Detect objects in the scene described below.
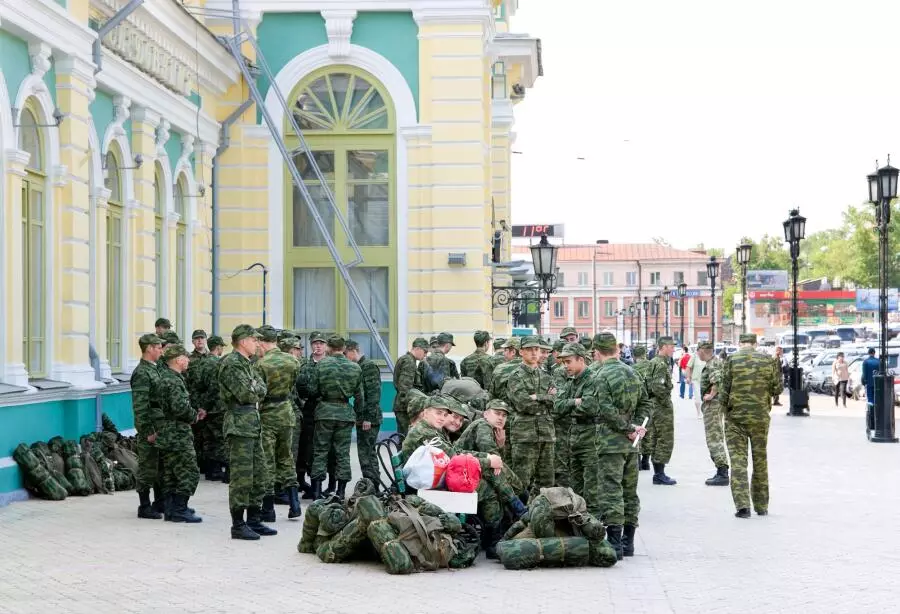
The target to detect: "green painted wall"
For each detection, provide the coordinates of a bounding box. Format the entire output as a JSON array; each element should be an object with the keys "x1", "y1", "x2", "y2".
[
  {"x1": 165, "y1": 132, "x2": 182, "y2": 178},
  {"x1": 90, "y1": 89, "x2": 132, "y2": 149},
  {"x1": 256, "y1": 12, "x2": 328, "y2": 107},
  {"x1": 0, "y1": 31, "x2": 33, "y2": 106},
  {"x1": 44, "y1": 58, "x2": 57, "y2": 106}
]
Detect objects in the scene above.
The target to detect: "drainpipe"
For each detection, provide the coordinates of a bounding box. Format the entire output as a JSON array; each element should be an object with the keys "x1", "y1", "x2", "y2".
[
  {"x1": 93, "y1": 0, "x2": 145, "y2": 74},
  {"x1": 212, "y1": 96, "x2": 254, "y2": 333}
]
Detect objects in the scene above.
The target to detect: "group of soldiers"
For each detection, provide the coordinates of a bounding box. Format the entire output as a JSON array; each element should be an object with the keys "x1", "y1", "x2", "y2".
[{"x1": 129, "y1": 318, "x2": 381, "y2": 541}]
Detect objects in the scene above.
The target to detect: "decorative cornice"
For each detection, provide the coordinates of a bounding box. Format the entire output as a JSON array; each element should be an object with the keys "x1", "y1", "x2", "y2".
[
  {"x1": 491, "y1": 99, "x2": 515, "y2": 129},
  {"x1": 167, "y1": 212, "x2": 182, "y2": 227},
  {"x1": 5, "y1": 148, "x2": 31, "y2": 168},
  {"x1": 54, "y1": 54, "x2": 97, "y2": 86},
  {"x1": 0, "y1": 0, "x2": 96, "y2": 66},
  {"x1": 131, "y1": 106, "x2": 161, "y2": 129},
  {"x1": 322, "y1": 10, "x2": 356, "y2": 59},
  {"x1": 110, "y1": 95, "x2": 131, "y2": 141},
  {"x1": 156, "y1": 119, "x2": 171, "y2": 157},
  {"x1": 94, "y1": 186, "x2": 112, "y2": 202}
]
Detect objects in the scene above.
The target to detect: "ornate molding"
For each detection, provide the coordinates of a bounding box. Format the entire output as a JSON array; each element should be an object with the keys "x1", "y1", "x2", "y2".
[
  {"x1": 322, "y1": 10, "x2": 357, "y2": 59},
  {"x1": 54, "y1": 55, "x2": 98, "y2": 102},
  {"x1": 156, "y1": 119, "x2": 171, "y2": 157},
  {"x1": 53, "y1": 164, "x2": 69, "y2": 187},
  {"x1": 5, "y1": 148, "x2": 31, "y2": 169},
  {"x1": 131, "y1": 106, "x2": 161, "y2": 129},
  {"x1": 111, "y1": 95, "x2": 132, "y2": 140},
  {"x1": 28, "y1": 42, "x2": 52, "y2": 83},
  {"x1": 167, "y1": 211, "x2": 182, "y2": 228},
  {"x1": 176, "y1": 133, "x2": 194, "y2": 174}
]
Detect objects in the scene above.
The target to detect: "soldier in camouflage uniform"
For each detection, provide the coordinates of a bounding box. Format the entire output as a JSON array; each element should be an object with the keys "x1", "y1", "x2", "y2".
[
  {"x1": 392, "y1": 337, "x2": 428, "y2": 436},
  {"x1": 278, "y1": 334, "x2": 306, "y2": 465},
  {"x1": 551, "y1": 339, "x2": 573, "y2": 487},
  {"x1": 489, "y1": 338, "x2": 522, "y2": 403},
  {"x1": 345, "y1": 340, "x2": 382, "y2": 487},
  {"x1": 642, "y1": 336, "x2": 677, "y2": 485},
  {"x1": 490, "y1": 338, "x2": 507, "y2": 370},
  {"x1": 130, "y1": 333, "x2": 165, "y2": 520},
  {"x1": 560, "y1": 326, "x2": 579, "y2": 344},
  {"x1": 155, "y1": 317, "x2": 172, "y2": 337},
  {"x1": 157, "y1": 344, "x2": 203, "y2": 523},
  {"x1": 553, "y1": 343, "x2": 602, "y2": 516},
  {"x1": 186, "y1": 330, "x2": 210, "y2": 476},
  {"x1": 254, "y1": 326, "x2": 303, "y2": 522},
  {"x1": 630, "y1": 345, "x2": 652, "y2": 470},
  {"x1": 193, "y1": 335, "x2": 227, "y2": 481},
  {"x1": 720, "y1": 333, "x2": 780, "y2": 518},
  {"x1": 507, "y1": 336, "x2": 557, "y2": 494},
  {"x1": 697, "y1": 342, "x2": 730, "y2": 486},
  {"x1": 592, "y1": 333, "x2": 652, "y2": 559},
  {"x1": 296, "y1": 331, "x2": 328, "y2": 497},
  {"x1": 218, "y1": 324, "x2": 276, "y2": 540},
  {"x1": 308, "y1": 336, "x2": 363, "y2": 500},
  {"x1": 418, "y1": 332, "x2": 460, "y2": 393},
  {"x1": 460, "y1": 330, "x2": 495, "y2": 391}
]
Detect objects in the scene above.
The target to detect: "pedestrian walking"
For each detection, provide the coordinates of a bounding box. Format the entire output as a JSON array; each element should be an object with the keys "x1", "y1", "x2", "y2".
[
  {"x1": 685, "y1": 346, "x2": 706, "y2": 419},
  {"x1": 678, "y1": 347, "x2": 692, "y2": 399},
  {"x1": 832, "y1": 352, "x2": 849, "y2": 408},
  {"x1": 862, "y1": 347, "x2": 880, "y2": 438}
]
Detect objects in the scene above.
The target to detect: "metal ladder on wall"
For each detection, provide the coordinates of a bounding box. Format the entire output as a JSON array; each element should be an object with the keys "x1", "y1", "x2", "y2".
[{"x1": 219, "y1": 1, "x2": 394, "y2": 371}]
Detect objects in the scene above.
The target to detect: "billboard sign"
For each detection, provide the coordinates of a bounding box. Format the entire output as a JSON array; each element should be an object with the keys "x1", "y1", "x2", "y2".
[
  {"x1": 855, "y1": 288, "x2": 899, "y2": 311},
  {"x1": 746, "y1": 270, "x2": 789, "y2": 291}
]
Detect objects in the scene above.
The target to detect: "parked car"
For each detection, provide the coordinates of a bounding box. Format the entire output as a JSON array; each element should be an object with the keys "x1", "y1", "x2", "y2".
[
  {"x1": 804, "y1": 348, "x2": 868, "y2": 394},
  {"x1": 848, "y1": 357, "x2": 864, "y2": 400}
]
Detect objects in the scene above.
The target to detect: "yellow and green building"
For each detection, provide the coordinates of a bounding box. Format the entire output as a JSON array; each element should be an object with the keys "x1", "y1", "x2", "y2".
[{"x1": 0, "y1": 0, "x2": 542, "y2": 501}]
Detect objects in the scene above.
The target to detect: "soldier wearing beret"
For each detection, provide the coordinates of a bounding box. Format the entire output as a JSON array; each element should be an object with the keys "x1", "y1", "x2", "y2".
[
  {"x1": 642, "y1": 336, "x2": 678, "y2": 486},
  {"x1": 460, "y1": 330, "x2": 495, "y2": 392},
  {"x1": 392, "y1": 337, "x2": 428, "y2": 436},
  {"x1": 157, "y1": 344, "x2": 203, "y2": 524},
  {"x1": 697, "y1": 341, "x2": 730, "y2": 487},
  {"x1": 195, "y1": 335, "x2": 227, "y2": 481},
  {"x1": 131, "y1": 333, "x2": 166, "y2": 520}
]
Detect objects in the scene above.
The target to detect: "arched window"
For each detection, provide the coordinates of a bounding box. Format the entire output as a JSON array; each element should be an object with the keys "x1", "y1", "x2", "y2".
[
  {"x1": 19, "y1": 102, "x2": 46, "y2": 377},
  {"x1": 286, "y1": 68, "x2": 395, "y2": 360},
  {"x1": 153, "y1": 164, "x2": 165, "y2": 318},
  {"x1": 104, "y1": 144, "x2": 124, "y2": 371},
  {"x1": 174, "y1": 176, "x2": 187, "y2": 333}
]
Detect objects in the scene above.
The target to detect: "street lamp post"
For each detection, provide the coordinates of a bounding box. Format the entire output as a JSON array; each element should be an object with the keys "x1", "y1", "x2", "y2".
[
  {"x1": 677, "y1": 282, "x2": 687, "y2": 345},
  {"x1": 629, "y1": 303, "x2": 636, "y2": 345},
  {"x1": 867, "y1": 161, "x2": 899, "y2": 441},
  {"x1": 663, "y1": 286, "x2": 670, "y2": 336},
  {"x1": 642, "y1": 297, "x2": 650, "y2": 348},
  {"x1": 736, "y1": 243, "x2": 753, "y2": 334},
  {"x1": 653, "y1": 294, "x2": 660, "y2": 342},
  {"x1": 707, "y1": 256, "x2": 720, "y2": 349},
  {"x1": 783, "y1": 208, "x2": 809, "y2": 417}
]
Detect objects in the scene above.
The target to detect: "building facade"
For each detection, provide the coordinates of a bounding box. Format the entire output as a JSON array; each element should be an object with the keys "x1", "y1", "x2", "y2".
[{"x1": 0, "y1": 0, "x2": 541, "y2": 501}]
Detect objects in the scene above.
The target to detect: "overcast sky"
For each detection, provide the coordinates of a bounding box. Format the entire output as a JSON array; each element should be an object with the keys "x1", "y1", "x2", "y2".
[{"x1": 509, "y1": 0, "x2": 900, "y2": 250}]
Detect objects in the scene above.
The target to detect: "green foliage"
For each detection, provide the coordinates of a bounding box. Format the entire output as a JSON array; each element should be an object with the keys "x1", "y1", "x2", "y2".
[{"x1": 722, "y1": 283, "x2": 738, "y2": 315}]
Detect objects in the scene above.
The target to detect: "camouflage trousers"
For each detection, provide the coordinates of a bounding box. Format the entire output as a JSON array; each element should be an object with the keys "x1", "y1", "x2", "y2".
[
  {"x1": 597, "y1": 452, "x2": 640, "y2": 526},
  {"x1": 644, "y1": 405, "x2": 674, "y2": 464},
  {"x1": 511, "y1": 440, "x2": 555, "y2": 494},
  {"x1": 567, "y1": 425, "x2": 601, "y2": 518},
  {"x1": 202, "y1": 412, "x2": 227, "y2": 465},
  {"x1": 134, "y1": 436, "x2": 161, "y2": 493},
  {"x1": 192, "y1": 421, "x2": 206, "y2": 466},
  {"x1": 725, "y1": 415, "x2": 770, "y2": 513},
  {"x1": 394, "y1": 408, "x2": 410, "y2": 437},
  {"x1": 227, "y1": 434, "x2": 268, "y2": 512},
  {"x1": 356, "y1": 421, "x2": 382, "y2": 485},
  {"x1": 291, "y1": 406, "x2": 302, "y2": 466},
  {"x1": 477, "y1": 465, "x2": 522, "y2": 524},
  {"x1": 260, "y1": 405, "x2": 298, "y2": 495},
  {"x1": 553, "y1": 420, "x2": 572, "y2": 488},
  {"x1": 311, "y1": 420, "x2": 353, "y2": 482},
  {"x1": 702, "y1": 400, "x2": 729, "y2": 468},
  {"x1": 161, "y1": 435, "x2": 200, "y2": 498},
  {"x1": 295, "y1": 403, "x2": 316, "y2": 476}
]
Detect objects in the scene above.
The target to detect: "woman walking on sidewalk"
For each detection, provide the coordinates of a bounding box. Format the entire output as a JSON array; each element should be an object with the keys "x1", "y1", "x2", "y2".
[{"x1": 832, "y1": 352, "x2": 849, "y2": 408}]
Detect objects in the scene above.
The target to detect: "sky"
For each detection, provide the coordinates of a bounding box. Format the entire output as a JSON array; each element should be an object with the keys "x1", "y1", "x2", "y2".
[{"x1": 509, "y1": 0, "x2": 900, "y2": 251}]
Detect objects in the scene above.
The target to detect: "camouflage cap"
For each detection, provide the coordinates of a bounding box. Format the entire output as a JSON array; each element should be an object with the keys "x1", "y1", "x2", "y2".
[
  {"x1": 207, "y1": 335, "x2": 226, "y2": 349},
  {"x1": 429, "y1": 336, "x2": 439, "y2": 346},
  {"x1": 501, "y1": 337, "x2": 521, "y2": 350},
  {"x1": 232, "y1": 323, "x2": 262, "y2": 343},
  {"x1": 277, "y1": 329, "x2": 296, "y2": 341},
  {"x1": 345, "y1": 339, "x2": 361, "y2": 352},
  {"x1": 552, "y1": 339, "x2": 566, "y2": 353},
  {"x1": 154, "y1": 317, "x2": 171, "y2": 329},
  {"x1": 411, "y1": 337, "x2": 429, "y2": 350},
  {"x1": 256, "y1": 325, "x2": 279, "y2": 343},
  {"x1": 278, "y1": 336, "x2": 302, "y2": 351},
  {"x1": 423, "y1": 394, "x2": 452, "y2": 411},
  {"x1": 161, "y1": 331, "x2": 181, "y2": 345},
  {"x1": 437, "y1": 332, "x2": 456, "y2": 346},
  {"x1": 138, "y1": 333, "x2": 163, "y2": 350},
  {"x1": 309, "y1": 331, "x2": 327, "y2": 343},
  {"x1": 697, "y1": 341, "x2": 714, "y2": 350},
  {"x1": 519, "y1": 335, "x2": 542, "y2": 349},
  {"x1": 407, "y1": 389, "x2": 429, "y2": 418},
  {"x1": 739, "y1": 333, "x2": 758, "y2": 344},
  {"x1": 326, "y1": 335, "x2": 345, "y2": 349},
  {"x1": 493, "y1": 338, "x2": 507, "y2": 350},
  {"x1": 580, "y1": 336, "x2": 593, "y2": 349},
  {"x1": 438, "y1": 394, "x2": 468, "y2": 417},
  {"x1": 558, "y1": 342, "x2": 588, "y2": 358},
  {"x1": 191, "y1": 329, "x2": 207, "y2": 340},
  {"x1": 593, "y1": 333, "x2": 618, "y2": 353},
  {"x1": 560, "y1": 326, "x2": 578, "y2": 338},
  {"x1": 485, "y1": 399, "x2": 510, "y2": 414},
  {"x1": 657, "y1": 335, "x2": 676, "y2": 348},
  {"x1": 162, "y1": 343, "x2": 189, "y2": 361},
  {"x1": 539, "y1": 338, "x2": 553, "y2": 350},
  {"x1": 473, "y1": 330, "x2": 491, "y2": 345},
  {"x1": 632, "y1": 345, "x2": 647, "y2": 357}
]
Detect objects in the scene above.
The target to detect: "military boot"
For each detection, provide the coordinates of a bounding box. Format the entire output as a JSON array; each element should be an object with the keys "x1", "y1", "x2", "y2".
[
  {"x1": 151, "y1": 486, "x2": 166, "y2": 515},
  {"x1": 260, "y1": 495, "x2": 276, "y2": 522},
  {"x1": 230, "y1": 508, "x2": 260, "y2": 541},
  {"x1": 207, "y1": 462, "x2": 224, "y2": 482},
  {"x1": 169, "y1": 495, "x2": 202, "y2": 524},
  {"x1": 323, "y1": 474, "x2": 336, "y2": 495},
  {"x1": 735, "y1": 508, "x2": 751, "y2": 519},
  {"x1": 622, "y1": 525, "x2": 637, "y2": 557},
  {"x1": 335, "y1": 480, "x2": 348, "y2": 500},
  {"x1": 639, "y1": 455, "x2": 651, "y2": 471},
  {"x1": 163, "y1": 493, "x2": 174, "y2": 521},
  {"x1": 482, "y1": 522, "x2": 502, "y2": 560},
  {"x1": 247, "y1": 507, "x2": 278, "y2": 536},
  {"x1": 137, "y1": 490, "x2": 162, "y2": 520},
  {"x1": 221, "y1": 463, "x2": 230, "y2": 484},
  {"x1": 652, "y1": 463, "x2": 677, "y2": 486},
  {"x1": 311, "y1": 479, "x2": 323, "y2": 501},
  {"x1": 705, "y1": 466, "x2": 729, "y2": 486},
  {"x1": 298, "y1": 471, "x2": 314, "y2": 500},
  {"x1": 606, "y1": 525, "x2": 624, "y2": 560},
  {"x1": 287, "y1": 486, "x2": 302, "y2": 520}
]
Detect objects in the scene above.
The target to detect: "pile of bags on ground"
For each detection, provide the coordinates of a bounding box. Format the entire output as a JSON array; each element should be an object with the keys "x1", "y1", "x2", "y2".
[
  {"x1": 497, "y1": 487, "x2": 618, "y2": 570},
  {"x1": 12, "y1": 413, "x2": 138, "y2": 500},
  {"x1": 298, "y1": 478, "x2": 480, "y2": 574}
]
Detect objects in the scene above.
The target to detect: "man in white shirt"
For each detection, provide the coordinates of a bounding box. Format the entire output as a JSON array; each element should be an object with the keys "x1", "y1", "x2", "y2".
[{"x1": 685, "y1": 351, "x2": 707, "y2": 418}]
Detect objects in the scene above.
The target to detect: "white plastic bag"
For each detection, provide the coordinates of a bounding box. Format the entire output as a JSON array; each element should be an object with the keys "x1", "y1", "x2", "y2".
[{"x1": 402, "y1": 438, "x2": 450, "y2": 490}]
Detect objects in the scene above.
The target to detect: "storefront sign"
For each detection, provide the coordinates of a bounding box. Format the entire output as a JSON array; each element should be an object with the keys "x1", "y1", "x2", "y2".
[{"x1": 749, "y1": 290, "x2": 856, "y2": 301}]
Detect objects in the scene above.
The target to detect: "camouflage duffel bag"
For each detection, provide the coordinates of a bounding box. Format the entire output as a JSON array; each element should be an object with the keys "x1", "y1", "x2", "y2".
[
  {"x1": 80, "y1": 439, "x2": 107, "y2": 494},
  {"x1": 298, "y1": 496, "x2": 333, "y2": 554},
  {"x1": 13, "y1": 443, "x2": 67, "y2": 501},
  {"x1": 31, "y1": 441, "x2": 74, "y2": 495},
  {"x1": 496, "y1": 536, "x2": 590, "y2": 570},
  {"x1": 354, "y1": 493, "x2": 386, "y2": 525},
  {"x1": 367, "y1": 518, "x2": 414, "y2": 575},
  {"x1": 62, "y1": 439, "x2": 91, "y2": 496},
  {"x1": 588, "y1": 539, "x2": 618, "y2": 568},
  {"x1": 317, "y1": 518, "x2": 369, "y2": 563}
]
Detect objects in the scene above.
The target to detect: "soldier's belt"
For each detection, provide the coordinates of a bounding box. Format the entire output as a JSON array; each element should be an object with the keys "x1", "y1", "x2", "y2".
[
  {"x1": 574, "y1": 416, "x2": 601, "y2": 425},
  {"x1": 262, "y1": 394, "x2": 289, "y2": 404},
  {"x1": 232, "y1": 404, "x2": 258, "y2": 413}
]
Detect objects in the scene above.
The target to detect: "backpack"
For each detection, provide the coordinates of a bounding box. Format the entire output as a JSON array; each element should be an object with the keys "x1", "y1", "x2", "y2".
[{"x1": 422, "y1": 354, "x2": 448, "y2": 392}]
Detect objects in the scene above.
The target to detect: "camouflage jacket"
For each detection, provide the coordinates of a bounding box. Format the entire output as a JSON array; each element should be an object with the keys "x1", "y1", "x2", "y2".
[
  {"x1": 191, "y1": 354, "x2": 221, "y2": 415},
  {"x1": 130, "y1": 359, "x2": 164, "y2": 436},
  {"x1": 643, "y1": 355, "x2": 674, "y2": 411},
  {"x1": 254, "y1": 347, "x2": 301, "y2": 428},
  {"x1": 507, "y1": 363, "x2": 556, "y2": 443},
  {"x1": 218, "y1": 350, "x2": 267, "y2": 438},
  {"x1": 358, "y1": 356, "x2": 382, "y2": 424},
  {"x1": 417, "y1": 349, "x2": 460, "y2": 393},
  {"x1": 720, "y1": 347, "x2": 779, "y2": 421},
  {"x1": 456, "y1": 417, "x2": 504, "y2": 457},
  {"x1": 553, "y1": 367, "x2": 600, "y2": 425},
  {"x1": 157, "y1": 365, "x2": 197, "y2": 448},
  {"x1": 400, "y1": 420, "x2": 491, "y2": 473},
  {"x1": 392, "y1": 352, "x2": 418, "y2": 415},
  {"x1": 551, "y1": 363, "x2": 568, "y2": 391},
  {"x1": 594, "y1": 357, "x2": 652, "y2": 453},
  {"x1": 700, "y1": 356, "x2": 724, "y2": 405},
  {"x1": 490, "y1": 358, "x2": 522, "y2": 403},
  {"x1": 185, "y1": 352, "x2": 209, "y2": 408},
  {"x1": 309, "y1": 353, "x2": 363, "y2": 422},
  {"x1": 460, "y1": 349, "x2": 494, "y2": 391},
  {"x1": 490, "y1": 352, "x2": 505, "y2": 371}
]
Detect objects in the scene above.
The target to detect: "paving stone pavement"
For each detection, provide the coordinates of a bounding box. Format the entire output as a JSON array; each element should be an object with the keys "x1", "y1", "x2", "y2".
[{"x1": 1, "y1": 391, "x2": 897, "y2": 614}]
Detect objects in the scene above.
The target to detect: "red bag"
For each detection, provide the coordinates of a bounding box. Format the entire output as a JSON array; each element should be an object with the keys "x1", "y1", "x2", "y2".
[{"x1": 444, "y1": 454, "x2": 482, "y2": 493}]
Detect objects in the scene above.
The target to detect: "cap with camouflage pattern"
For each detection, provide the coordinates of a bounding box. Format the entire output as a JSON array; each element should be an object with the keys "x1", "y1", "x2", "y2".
[
  {"x1": 207, "y1": 335, "x2": 226, "y2": 349},
  {"x1": 520, "y1": 335, "x2": 542, "y2": 349},
  {"x1": 632, "y1": 345, "x2": 647, "y2": 358},
  {"x1": 501, "y1": 338, "x2": 521, "y2": 350},
  {"x1": 439, "y1": 394, "x2": 468, "y2": 417},
  {"x1": 697, "y1": 341, "x2": 714, "y2": 350},
  {"x1": 277, "y1": 329, "x2": 296, "y2": 342},
  {"x1": 429, "y1": 336, "x2": 439, "y2": 346},
  {"x1": 657, "y1": 335, "x2": 676, "y2": 348},
  {"x1": 473, "y1": 330, "x2": 491, "y2": 346},
  {"x1": 161, "y1": 331, "x2": 181, "y2": 345},
  {"x1": 493, "y1": 338, "x2": 507, "y2": 350},
  {"x1": 138, "y1": 333, "x2": 163, "y2": 350},
  {"x1": 560, "y1": 326, "x2": 578, "y2": 338},
  {"x1": 539, "y1": 338, "x2": 553, "y2": 350},
  {"x1": 411, "y1": 337, "x2": 429, "y2": 349},
  {"x1": 558, "y1": 342, "x2": 588, "y2": 358},
  {"x1": 278, "y1": 336, "x2": 303, "y2": 351},
  {"x1": 162, "y1": 344, "x2": 189, "y2": 361},
  {"x1": 256, "y1": 325, "x2": 279, "y2": 343},
  {"x1": 593, "y1": 333, "x2": 617, "y2": 353},
  {"x1": 484, "y1": 399, "x2": 509, "y2": 414},
  {"x1": 231, "y1": 324, "x2": 262, "y2": 343},
  {"x1": 552, "y1": 339, "x2": 566, "y2": 353},
  {"x1": 437, "y1": 332, "x2": 456, "y2": 346},
  {"x1": 407, "y1": 389, "x2": 429, "y2": 419},
  {"x1": 326, "y1": 335, "x2": 345, "y2": 349},
  {"x1": 739, "y1": 333, "x2": 758, "y2": 344},
  {"x1": 191, "y1": 329, "x2": 207, "y2": 340},
  {"x1": 423, "y1": 394, "x2": 452, "y2": 411},
  {"x1": 309, "y1": 331, "x2": 327, "y2": 343},
  {"x1": 580, "y1": 336, "x2": 593, "y2": 349}
]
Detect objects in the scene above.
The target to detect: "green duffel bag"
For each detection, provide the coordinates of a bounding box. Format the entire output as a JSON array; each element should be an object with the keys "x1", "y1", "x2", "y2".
[
  {"x1": 355, "y1": 494, "x2": 386, "y2": 525},
  {"x1": 80, "y1": 439, "x2": 107, "y2": 494},
  {"x1": 13, "y1": 443, "x2": 67, "y2": 501},
  {"x1": 318, "y1": 503, "x2": 351, "y2": 537},
  {"x1": 62, "y1": 440, "x2": 91, "y2": 496},
  {"x1": 316, "y1": 517, "x2": 369, "y2": 564},
  {"x1": 31, "y1": 441, "x2": 74, "y2": 494},
  {"x1": 380, "y1": 539, "x2": 414, "y2": 575},
  {"x1": 496, "y1": 536, "x2": 590, "y2": 570},
  {"x1": 588, "y1": 538, "x2": 618, "y2": 568}
]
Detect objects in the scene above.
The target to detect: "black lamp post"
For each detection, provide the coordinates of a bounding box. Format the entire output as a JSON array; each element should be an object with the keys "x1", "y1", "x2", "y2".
[
  {"x1": 663, "y1": 286, "x2": 670, "y2": 336},
  {"x1": 707, "y1": 256, "x2": 720, "y2": 348},
  {"x1": 629, "y1": 303, "x2": 635, "y2": 345},
  {"x1": 783, "y1": 208, "x2": 809, "y2": 417},
  {"x1": 652, "y1": 294, "x2": 660, "y2": 342},
  {"x1": 868, "y1": 160, "x2": 899, "y2": 441},
  {"x1": 736, "y1": 243, "x2": 753, "y2": 334},
  {"x1": 677, "y1": 282, "x2": 687, "y2": 344},
  {"x1": 642, "y1": 297, "x2": 650, "y2": 348},
  {"x1": 492, "y1": 234, "x2": 559, "y2": 331}
]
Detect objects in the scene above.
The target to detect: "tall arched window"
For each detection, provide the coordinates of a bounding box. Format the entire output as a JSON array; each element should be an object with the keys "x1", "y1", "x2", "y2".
[
  {"x1": 104, "y1": 145, "x2": 124, "y2": 371},
  {"x1": 174, "y1": 176, "x2": 187, "y2": 333},
  {"x1": 153, "y1": 164, "x2": 165, "y2": 318},
  {"x1": 19, "y1": 101, "x2": 46, "y2": 377},
  {"x1": 285, "y1": 68, "x2": 396, "y2": 361}
]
